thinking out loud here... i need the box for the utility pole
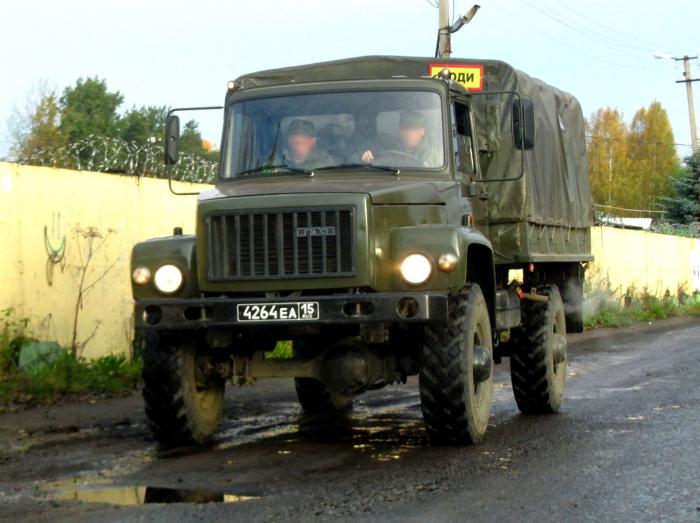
[658,53,700,150]
[676,55,699,151]
[435,3,480,59]
[437,0,451,58]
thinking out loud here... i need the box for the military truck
[132,56,593,447]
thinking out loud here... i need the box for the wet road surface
[0,317,699,522]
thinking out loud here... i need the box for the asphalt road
[1,317,699,522]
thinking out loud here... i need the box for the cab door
[451,99,488,237]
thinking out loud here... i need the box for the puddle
[41,479,259,506]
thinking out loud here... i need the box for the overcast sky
[1,0,699,157]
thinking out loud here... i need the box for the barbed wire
[16,135,217,184]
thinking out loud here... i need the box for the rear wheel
[510,284,567,414]
[419,284,494,444]
[293,340,352,414]
[142,332,225,447]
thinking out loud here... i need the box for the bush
[583,281,700,329]
[0,351,141,405]
[0,308,31,377]
[0,308,141,405]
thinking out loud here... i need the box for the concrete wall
[589,225,700,297]
[0,162,207,359]
[2,162,699,358]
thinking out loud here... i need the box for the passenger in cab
[284,119,335,169]
[360,111,441,168]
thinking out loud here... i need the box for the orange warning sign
[428,64,484,91]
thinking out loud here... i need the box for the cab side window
[453,102,476,175]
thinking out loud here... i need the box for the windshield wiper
[237,164,313,177]
[315,163,400,175]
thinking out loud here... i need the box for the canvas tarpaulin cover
[236,56,593,230]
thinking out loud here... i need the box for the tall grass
[0,307,141,406]
[583,281,700,329]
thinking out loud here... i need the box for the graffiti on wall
[44,212,66,285]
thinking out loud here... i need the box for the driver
[360,111,440,167]
[284,119,335,169]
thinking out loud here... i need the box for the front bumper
[135,292,448,330]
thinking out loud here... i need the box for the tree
[586,108,631,208]
[59,77,124,145]
[118,105,168,145]
[627,101,678,212]
[658,151,700,224]
[7,82,65,164]
[179,119,219,161]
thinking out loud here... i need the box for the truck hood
[199,174,456,205]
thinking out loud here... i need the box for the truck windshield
[222,90,445,178]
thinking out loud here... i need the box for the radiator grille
[207,207,356,280]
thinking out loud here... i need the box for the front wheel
[419,284,494,444]
[142,332,225,447]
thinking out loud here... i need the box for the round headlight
[132,266,151,285]
[154,264,183,294]
[400,254,432,285]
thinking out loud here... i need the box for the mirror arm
[168,174,200,196]
[164,105,224,196]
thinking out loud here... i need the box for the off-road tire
[510,284,567,414]
[142,332,225,447]
[293,340,352,414]
[419,284,494,444]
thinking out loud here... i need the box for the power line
[554,1,679,53]
[521,0,663,56]
[489,2,651,70]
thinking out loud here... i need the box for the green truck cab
[132,56,593,447]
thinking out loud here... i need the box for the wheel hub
[473,344,492,383]
[553,334,567,365]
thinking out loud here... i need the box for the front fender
[130,235,198,300]
[390,225,492,293]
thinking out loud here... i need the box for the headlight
[132,266,151,285]
[400,254,432,285]
[154,264,183,294]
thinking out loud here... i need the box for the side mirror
[513,97,535,150]
[164,115,180,165]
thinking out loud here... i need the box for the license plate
[236,302,320,322]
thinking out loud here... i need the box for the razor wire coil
[17,135,217,184]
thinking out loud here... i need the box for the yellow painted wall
[589,225,700,297]
[0,162,209,359]
[2,163,699,359]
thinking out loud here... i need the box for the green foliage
[0,308,31,377]
[657,151,700,224]
[9,76,218,179]
[1,308,141,405]
[265,340,293,359]
[118,105,168,145]
[0,350,141,406]
[59,77,124,146]
[180,119,219,162]
[11,91,66,164]
[583,282,700,329]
